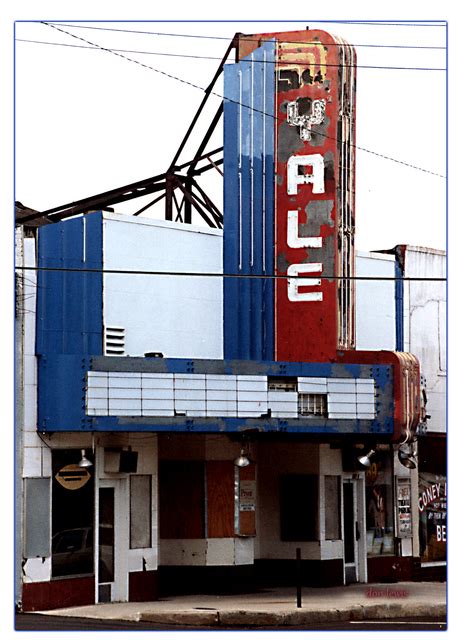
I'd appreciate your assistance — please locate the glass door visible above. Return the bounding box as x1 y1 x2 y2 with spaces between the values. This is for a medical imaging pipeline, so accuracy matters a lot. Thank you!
97 479 128 602
343 479 359 584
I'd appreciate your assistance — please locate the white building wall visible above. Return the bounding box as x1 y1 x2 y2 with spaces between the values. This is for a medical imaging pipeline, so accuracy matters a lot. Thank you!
102 213 223 359
403 247 446 433
355 251 396 351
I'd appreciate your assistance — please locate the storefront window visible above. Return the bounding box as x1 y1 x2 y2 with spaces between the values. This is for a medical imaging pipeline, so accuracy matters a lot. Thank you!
51 450 94 578
418 436 446 563
365 447 394 556
419 471 447 562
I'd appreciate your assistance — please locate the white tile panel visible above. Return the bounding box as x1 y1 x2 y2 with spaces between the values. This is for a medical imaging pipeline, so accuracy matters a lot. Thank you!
108 399 142 411
206 389 237 401
174 376 206 390
87 387 109 400
328 402 357 414
356 400 376 410
88 371 108 378
88 408 108 416
237 391 268 401
174 400 206 412
206 380 237 391
142 387 174 400
109 387 142 399
328 392 356 404
23 447 42 477
206 400 237 413
87 376 108 389
298 377 328 393
42 447 52 476
175 389 206 401
108 377 142 389
268 391 298 402
142 399 175 410
327 380 357 393
237 377 267 391
87 398 109 410
141 376 174 389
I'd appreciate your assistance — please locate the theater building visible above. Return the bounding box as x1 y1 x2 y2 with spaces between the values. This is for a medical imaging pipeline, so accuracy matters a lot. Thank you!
15 28 442 612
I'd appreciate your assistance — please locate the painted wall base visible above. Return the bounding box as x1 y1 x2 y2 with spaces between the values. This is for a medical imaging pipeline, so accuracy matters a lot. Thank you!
129 570 158 602
158 564 257 596
255 559 344 587
21 577 94 612
367 556 415 583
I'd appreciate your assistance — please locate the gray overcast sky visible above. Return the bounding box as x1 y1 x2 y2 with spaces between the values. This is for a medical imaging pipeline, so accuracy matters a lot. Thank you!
13 17 446 252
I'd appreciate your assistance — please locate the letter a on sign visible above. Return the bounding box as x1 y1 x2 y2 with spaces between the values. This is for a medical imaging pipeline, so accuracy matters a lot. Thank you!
287 154 325 195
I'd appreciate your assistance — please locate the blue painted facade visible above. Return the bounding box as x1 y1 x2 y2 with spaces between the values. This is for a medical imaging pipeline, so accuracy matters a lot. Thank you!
223 41 275 361
36 213 103 356
36 213 103 432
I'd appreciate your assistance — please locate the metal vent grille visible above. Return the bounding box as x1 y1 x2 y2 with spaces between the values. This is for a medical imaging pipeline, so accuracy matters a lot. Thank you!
104 326 125 356
298 393 327 417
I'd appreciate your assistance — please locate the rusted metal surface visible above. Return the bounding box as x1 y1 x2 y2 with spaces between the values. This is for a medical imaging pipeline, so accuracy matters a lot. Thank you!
237 29 356 361
337 350 421 442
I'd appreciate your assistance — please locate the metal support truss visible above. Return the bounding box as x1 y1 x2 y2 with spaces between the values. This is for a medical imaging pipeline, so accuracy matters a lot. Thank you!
17 34 242 229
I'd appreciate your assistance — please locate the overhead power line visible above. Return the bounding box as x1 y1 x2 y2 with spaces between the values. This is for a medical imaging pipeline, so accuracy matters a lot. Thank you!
40 21 446 49
16 265 447 282
40 22 446 179
16 38 446 72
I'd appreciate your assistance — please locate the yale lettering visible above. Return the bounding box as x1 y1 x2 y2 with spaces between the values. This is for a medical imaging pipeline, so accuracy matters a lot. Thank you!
286 153 325 302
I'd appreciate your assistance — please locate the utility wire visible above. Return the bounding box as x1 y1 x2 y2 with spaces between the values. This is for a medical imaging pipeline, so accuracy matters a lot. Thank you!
40 22 446 179
16 265 447 282
40 22 447 48
16 38 446 72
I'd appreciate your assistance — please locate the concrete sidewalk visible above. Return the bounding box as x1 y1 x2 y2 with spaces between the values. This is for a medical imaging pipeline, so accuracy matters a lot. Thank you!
38 582 447 628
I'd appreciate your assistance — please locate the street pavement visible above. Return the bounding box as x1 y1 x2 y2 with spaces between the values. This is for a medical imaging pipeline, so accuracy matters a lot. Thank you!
31 581 446 629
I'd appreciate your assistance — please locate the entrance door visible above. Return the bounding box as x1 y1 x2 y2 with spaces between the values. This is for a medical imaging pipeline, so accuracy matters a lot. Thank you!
343 477 366 584
97 479 128 603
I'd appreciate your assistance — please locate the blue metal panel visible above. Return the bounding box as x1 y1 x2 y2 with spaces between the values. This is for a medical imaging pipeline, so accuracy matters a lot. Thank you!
38 354 90 431
223 41 275 360
36 213 103 356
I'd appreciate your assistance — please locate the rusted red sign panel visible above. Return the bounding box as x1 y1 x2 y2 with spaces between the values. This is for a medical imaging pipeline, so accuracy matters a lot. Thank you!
240 31 356 361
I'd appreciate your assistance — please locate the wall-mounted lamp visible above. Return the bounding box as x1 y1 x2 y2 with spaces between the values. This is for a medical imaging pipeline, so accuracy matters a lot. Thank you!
357 449 376 468
398 445 417 469
234 448 250 468
78 449 93 468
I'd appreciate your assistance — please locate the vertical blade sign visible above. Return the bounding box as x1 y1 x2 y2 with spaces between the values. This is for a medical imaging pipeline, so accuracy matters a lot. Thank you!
272 31 356 361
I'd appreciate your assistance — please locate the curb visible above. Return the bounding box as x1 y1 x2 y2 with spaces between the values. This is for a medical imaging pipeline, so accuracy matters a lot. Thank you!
140 603 446 627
